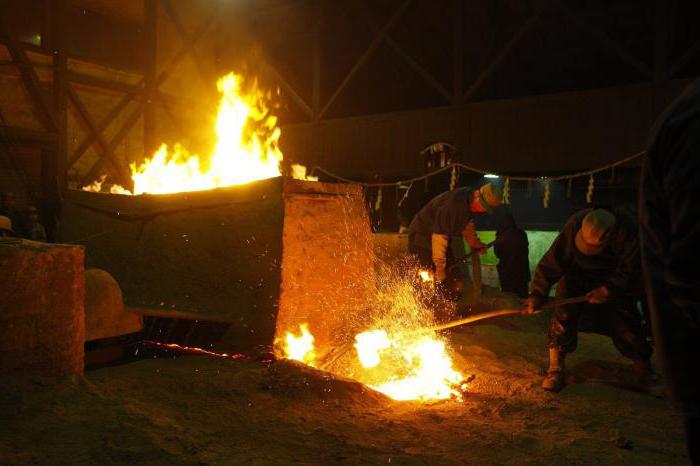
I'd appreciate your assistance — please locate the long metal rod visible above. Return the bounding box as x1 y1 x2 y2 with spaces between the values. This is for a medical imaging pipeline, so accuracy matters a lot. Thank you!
319 295 588 369
415 295 589 335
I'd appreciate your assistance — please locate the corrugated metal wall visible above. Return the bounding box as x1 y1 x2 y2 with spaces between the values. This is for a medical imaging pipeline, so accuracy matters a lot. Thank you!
280 82 687 178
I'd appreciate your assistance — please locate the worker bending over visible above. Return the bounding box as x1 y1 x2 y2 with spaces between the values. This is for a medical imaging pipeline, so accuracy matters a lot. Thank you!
528 208 653 392
408 183 502 285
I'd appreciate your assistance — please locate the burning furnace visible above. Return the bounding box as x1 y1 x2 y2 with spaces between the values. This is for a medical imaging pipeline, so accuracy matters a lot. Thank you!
61 178 375 353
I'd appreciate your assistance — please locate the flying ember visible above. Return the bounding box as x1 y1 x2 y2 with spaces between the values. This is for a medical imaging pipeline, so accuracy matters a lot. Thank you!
280 270 468 402
83 72 283 195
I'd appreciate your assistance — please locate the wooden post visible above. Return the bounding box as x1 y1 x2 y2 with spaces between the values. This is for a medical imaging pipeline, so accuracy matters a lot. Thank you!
471 253 482 300
143 0 158 159
452 0 464 106
652 0 673 114
312 0 321 121
51 0 67 192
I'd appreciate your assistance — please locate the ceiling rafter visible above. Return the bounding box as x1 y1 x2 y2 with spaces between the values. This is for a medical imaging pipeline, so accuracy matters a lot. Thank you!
318 0 412 120
348 0 453 105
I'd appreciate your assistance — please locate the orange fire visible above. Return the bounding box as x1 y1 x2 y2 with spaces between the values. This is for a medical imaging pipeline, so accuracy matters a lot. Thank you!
418 270 433 282
83 72 282 195
281 323 465 402
280 273 467 402
282 324 316 366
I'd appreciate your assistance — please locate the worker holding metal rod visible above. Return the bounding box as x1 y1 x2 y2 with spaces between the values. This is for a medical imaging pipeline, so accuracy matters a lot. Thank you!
526 208 654 392
407 183 502 291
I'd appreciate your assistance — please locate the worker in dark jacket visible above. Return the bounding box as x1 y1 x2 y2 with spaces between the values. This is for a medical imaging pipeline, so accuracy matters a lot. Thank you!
640 79 700 463
527 208 652 392
494 213 530 298
408 183 502 284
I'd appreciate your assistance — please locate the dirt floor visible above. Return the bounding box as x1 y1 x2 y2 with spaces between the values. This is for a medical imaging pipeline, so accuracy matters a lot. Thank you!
0 311 689 465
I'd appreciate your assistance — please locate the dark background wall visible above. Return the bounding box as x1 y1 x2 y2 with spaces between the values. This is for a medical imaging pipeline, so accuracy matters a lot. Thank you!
2 0 700 234
213 0 700 178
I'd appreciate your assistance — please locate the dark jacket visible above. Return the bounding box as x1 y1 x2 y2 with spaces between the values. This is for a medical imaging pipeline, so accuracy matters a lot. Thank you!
531 208 641 299
408 187 475 251
640 79 700 411
494 214 530 298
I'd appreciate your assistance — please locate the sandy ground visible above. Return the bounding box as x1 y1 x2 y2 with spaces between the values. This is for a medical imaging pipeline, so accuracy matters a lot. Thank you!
0 313 689 465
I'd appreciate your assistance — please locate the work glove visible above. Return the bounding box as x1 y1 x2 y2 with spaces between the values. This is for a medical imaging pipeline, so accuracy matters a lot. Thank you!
525 295 547 314
587 286 610 304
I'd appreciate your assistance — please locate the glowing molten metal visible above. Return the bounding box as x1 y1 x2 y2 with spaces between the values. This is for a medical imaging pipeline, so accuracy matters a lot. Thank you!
281 323 466 402
283 324 316 366
84 72 282 195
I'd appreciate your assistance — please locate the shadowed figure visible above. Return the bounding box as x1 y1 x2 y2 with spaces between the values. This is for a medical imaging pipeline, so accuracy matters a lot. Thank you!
494 213 530 298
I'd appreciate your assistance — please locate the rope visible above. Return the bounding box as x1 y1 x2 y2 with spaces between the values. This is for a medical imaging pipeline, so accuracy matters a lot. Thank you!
310 150 644 188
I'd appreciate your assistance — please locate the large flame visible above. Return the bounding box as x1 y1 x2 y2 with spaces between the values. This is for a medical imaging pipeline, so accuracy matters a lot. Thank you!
283 324 316 366
354 330 465 401
83 72 282 195
281 324 465 402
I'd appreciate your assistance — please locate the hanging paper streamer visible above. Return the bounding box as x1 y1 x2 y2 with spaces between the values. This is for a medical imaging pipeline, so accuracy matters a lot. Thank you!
567 178 572 198
586 175 594 204
503 177 511 205
543 179 551 208
449 166 457 190
374 187 383 212
397 182 412 207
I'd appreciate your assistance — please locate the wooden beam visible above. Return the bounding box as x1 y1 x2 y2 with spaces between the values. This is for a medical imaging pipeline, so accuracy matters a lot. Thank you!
83 104 143 185
670 38 700 79
312 0 322 120
556 1 653 79
68 92 134 169
155 9 218 89
161 0 218 87
0 25 57 131
68 71 142 95
351 1 452 104
223 9 313 119
319 0 412 119
463 9 543 102
144 0 158 158
258 55 313 119
69 6 216 174
653 0 673 113
0 125 56 146
51 0 68 193
67 86 131 184
453 0 464 106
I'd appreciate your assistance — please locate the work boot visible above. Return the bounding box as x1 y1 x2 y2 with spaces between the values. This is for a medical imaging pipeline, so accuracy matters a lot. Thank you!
632 359 659 386
542 348 567 392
